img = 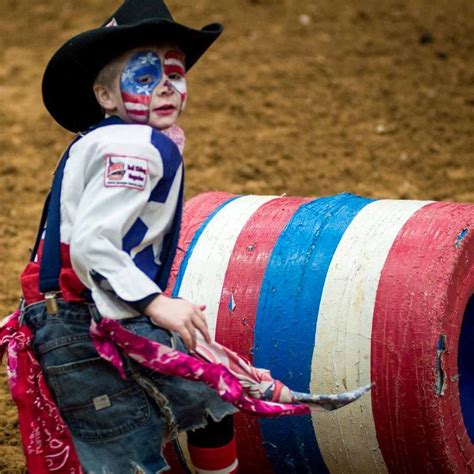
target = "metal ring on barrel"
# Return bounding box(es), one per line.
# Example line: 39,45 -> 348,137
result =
165,192 -> 473,474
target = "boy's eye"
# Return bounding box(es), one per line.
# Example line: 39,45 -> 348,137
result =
137,74 -> 154,84
168,73 -> 183,81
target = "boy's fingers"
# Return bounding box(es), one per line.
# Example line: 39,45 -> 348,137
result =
193,316 -> 211,344
199,304 -> 207,311
181,326 -> 195,351
194,308 -> 208,326
185,320 -> 198,349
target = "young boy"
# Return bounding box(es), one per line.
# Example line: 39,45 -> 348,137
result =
19,0 -> 239,472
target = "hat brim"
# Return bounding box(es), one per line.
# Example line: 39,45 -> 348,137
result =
42,19 -> 223,132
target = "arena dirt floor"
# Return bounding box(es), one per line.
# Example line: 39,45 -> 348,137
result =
0,0 -> 473,471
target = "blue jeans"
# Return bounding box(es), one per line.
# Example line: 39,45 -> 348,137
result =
24,300 -> 237,474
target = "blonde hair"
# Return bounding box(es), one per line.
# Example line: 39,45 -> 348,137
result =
94,55 -> 126,89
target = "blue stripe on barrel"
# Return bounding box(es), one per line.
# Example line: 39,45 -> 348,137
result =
254,193 -> 374,472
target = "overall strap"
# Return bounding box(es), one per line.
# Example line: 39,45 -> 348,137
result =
38,150 -> 72,293
30,192 -> 51,262
35,118 -> 120,294
39,154 -> 69,293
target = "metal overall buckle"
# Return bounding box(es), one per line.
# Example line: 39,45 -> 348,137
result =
44,292 -> 60,315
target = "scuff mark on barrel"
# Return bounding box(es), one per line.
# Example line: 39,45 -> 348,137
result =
454,228 -> 468,248
229,293 -> 237,312
435,334 -> 447,396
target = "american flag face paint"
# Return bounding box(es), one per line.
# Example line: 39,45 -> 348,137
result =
164,50 -> 188,110
120,50 -> 187,124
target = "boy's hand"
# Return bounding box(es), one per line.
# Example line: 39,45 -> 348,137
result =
144,294 -> 210,351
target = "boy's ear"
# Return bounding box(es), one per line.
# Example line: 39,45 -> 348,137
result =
93,84 -> 118,112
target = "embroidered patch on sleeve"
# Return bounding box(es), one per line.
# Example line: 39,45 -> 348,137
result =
104,155 -> 148,190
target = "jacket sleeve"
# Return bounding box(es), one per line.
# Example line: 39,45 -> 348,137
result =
69,137 -> 166,318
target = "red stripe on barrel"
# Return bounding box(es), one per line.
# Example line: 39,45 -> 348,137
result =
214,197 -> 307,473
372,202 -> 474,472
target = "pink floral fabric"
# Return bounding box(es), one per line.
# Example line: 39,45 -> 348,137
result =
193,337 -> 295,404
90,317 -> 310,417
0,309 -> 309,473
162,124 -> 185,155
0,311 -> 83,473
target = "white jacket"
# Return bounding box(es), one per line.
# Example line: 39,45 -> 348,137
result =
60,120 -> 183,318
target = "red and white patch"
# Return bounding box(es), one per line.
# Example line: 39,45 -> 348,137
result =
104,155 -> 148,190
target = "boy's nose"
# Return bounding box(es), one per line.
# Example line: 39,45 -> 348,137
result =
155,78 -> 174,96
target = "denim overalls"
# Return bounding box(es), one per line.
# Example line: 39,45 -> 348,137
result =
22,125 -> 236,473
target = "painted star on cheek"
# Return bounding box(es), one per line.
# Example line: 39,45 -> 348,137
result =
121,69 -> 135,83
141,52 -> 160,65
136,84 -> 154,94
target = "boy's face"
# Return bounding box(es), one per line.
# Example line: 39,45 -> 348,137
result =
99,45 -> 187,130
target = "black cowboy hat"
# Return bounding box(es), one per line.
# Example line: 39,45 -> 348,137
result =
42,0 -> 223,133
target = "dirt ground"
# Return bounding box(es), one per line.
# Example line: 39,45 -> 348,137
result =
0,0 -> 473,471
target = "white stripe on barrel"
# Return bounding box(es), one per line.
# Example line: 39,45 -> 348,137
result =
310,199 -> 429,473
177,195 -> 276,338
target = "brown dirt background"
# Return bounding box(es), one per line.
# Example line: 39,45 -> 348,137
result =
0,0 -> 473,471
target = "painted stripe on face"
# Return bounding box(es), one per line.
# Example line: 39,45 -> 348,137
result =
255,193 -> 373,473
120,51 -> 162,123
164,50 -> 187,109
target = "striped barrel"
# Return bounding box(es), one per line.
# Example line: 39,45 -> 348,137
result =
165,192 -> 474,474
